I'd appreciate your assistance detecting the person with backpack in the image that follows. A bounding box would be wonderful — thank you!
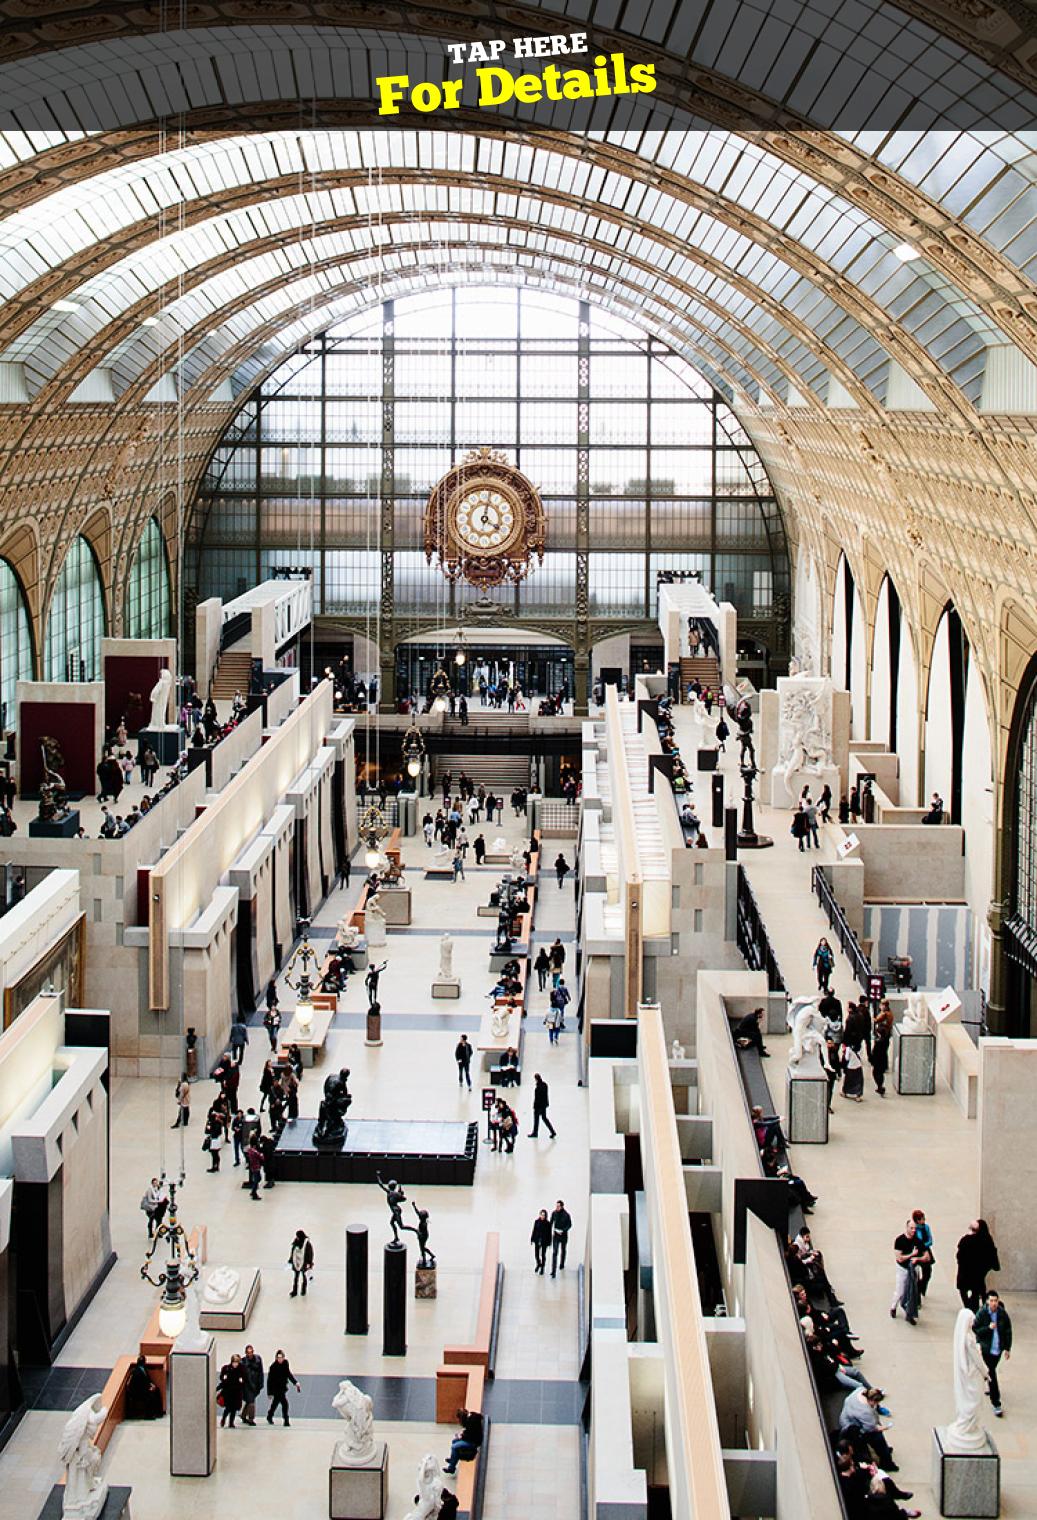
[549,978,571,1032]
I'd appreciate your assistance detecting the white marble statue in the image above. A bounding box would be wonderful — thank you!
[946,1307,990,1452]
[175,1283,209,1353]
[439,933,455,980]
[366,893,387,948]
[671,1038,686,1061]
[148,667,173,729]
[337,920,360,949]
[510,846,526,873]
[491,1005,511,1039]
[402,1454,442,1520]
[491,836,507,853]
[778,682,834,794]
[59,1395,108,1520]
[788,1003,827,1068]
[332,1379,376,1465]
[902,991,930,1034]
[203,1265,240,1304]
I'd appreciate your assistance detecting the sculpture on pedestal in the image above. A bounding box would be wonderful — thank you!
[365,894,387,947]
[902,991,929,1033]
[332,1379,376,1465]
[365,959,388,1008]
[175,1284,209,1353]
[402,1454,442,1520]
[945,1307,990,1452]
[313,1067,352,1150]
[401,1202,436,1268]
[671,1038,686,1061]
[788,1004,828,1068]
[59,1395,108,1519]
[777,681,834,795]
[148,667,173,729]
[377,1174,407,1246]
[203,1266,241,1304]
[439,934,455,979]
[491,1004,511,1039]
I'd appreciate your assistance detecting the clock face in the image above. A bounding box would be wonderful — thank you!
[454,487,518,554]
[424,447,546,589]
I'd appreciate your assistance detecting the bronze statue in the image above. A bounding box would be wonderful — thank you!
[376,1173,406,1246]
[312,1067,352,1151]
[401,1202,436,1268]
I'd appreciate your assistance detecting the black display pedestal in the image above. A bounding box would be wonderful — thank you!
[346,1223,369,1334]
[39,1486,132,1519]
[383,1242,407,1356]
[29,809,80,838]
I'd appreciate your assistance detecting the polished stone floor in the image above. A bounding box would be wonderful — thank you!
[0,803,583,1519]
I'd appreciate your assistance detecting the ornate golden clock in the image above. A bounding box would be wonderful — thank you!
[424,447,546,589]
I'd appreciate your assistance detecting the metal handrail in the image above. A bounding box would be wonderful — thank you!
[735,865,787,994]
[811,865,873,992]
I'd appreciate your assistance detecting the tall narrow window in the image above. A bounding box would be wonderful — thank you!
[126,518,172,639]
[44,536,106,681]
[0,558,32,729]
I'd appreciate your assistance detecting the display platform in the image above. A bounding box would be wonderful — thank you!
[273,1117,479,1184]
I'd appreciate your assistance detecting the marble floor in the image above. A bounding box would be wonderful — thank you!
[670,704,1037,1518]
[0,803,585,1519]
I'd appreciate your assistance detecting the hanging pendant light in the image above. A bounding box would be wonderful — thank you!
[401,717,425,780]
[141,1181,198,1340]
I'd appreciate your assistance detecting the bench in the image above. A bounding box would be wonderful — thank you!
[94,1352,168,1452]
[436,1234,501,1520]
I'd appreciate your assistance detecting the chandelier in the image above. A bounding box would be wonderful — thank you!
[430,666,451,714]
[359,801,391,868]
[283,924,320,1033]
[401,719,426,779]
[140,1181,198,1339]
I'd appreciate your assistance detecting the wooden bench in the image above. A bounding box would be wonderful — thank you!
[442,1232,503,1375]
[436,1234,501,1520]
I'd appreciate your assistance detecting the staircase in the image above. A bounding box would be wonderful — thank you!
[678,654,721,699]
[432,753,532,790]
[442,707,530,733]
[211,647,252,701]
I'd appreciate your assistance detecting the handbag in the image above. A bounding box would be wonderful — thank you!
[216,1391,225,1407]
[202,1135,212,1151]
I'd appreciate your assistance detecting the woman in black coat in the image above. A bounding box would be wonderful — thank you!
[266,1349,300,1425]
[217,1353,245,1428]
[956,1219,1000,1311]
[531,1210,552,1274]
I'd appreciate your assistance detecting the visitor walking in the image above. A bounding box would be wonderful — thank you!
[217,1354,245,1428]
[955,1219,1000,1311]
[531,1210,552,1275]
[288,1229,314,1297]
[544,1003,562,1044]
[534,946,551,992]
[245,1139,263,1200]
[973,1291,1011,1416]
[870,1003,892,1096]
[170,1072,191,1128]
[890,1217,923,1324]
[241,1345,263,1425]
[548,937,566,986]
[230,1017,249,1064]
[140,1177,168,1238]
[812,937,834,992]
[840,1041,864,1102]
[550,1200,572,1277]
[528,1074,557,1138]
[554,852,570,888]
[455,1035,473,1090]
[452,848,465,881]
[549,978,571,1031]
[266,1350,300,1426]
[911,1209,935,1299]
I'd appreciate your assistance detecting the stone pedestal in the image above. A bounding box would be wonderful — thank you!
[29,809,81,838]
[380,888,411,926]
[785,1069,830,1143]
[329,1440,389,1520]
[198,1266,261,1331]
[366,914,387,949]
[38,1486,132,1520]
[432,976,461,999]
[770,762,840,810]
[365,1008,382,1047]
[382,1242,407,1356]
[138,724,182,765]
[169,1334,217,1476]
[346,1223,368,1334]
[892,1025,936,1095]
[696,747,718,771]
[415,1264,437,1299]
[932,1427,1000,1517]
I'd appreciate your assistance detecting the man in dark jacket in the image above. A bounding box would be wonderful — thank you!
[973,1292,1012,1415]
[442,1406,484,1474]
[241,1345,264,1425]
[528,1074,557,1139]
[266,1349,300,1425]
[550,1200,572,1277]
[455,1035,472,1091]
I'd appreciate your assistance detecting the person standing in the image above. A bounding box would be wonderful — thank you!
[890,1218,922,1324]
[240,1345,264,1426]
[528,1074,557,1139]
[141,745,160,787]
[170,1072,191,1128]
[870,1002,893,1096]
[549,978,571,1033]
[474,833,486,865]
[554,852,570,888]
[141,1177,168,1238]
[840,1040,864,1102]
[245,1138,264,1200]
[973,1290,1012,1416]
[288,1229,314,1297]
[534,946,551,992]
[911,1209,935,1300]
[956,1219,1000,1311]
[812,938,834,992]
[452,848,465,881]
[263,1003,281,1053]
[266,1350,300,1426]
[548,938,566,986]
[204,1110,225,1172]
[550,1200,572,1277]
[531,1210,551,1275]
[217,1354,245,1428]
[544,1003,561,1045]
[455,1035,473,1091]
[230,1017,249,1064]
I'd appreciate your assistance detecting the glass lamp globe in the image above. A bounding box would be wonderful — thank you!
[432,696,447,713]
[365,845,381,868]
[295,997,314,1033]
[407,757,421,777]
[454,650,466,666]
[159,1299,187,1338]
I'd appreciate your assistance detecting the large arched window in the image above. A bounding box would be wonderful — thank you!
[44,536,106,681]
[126,518,172,639]
[1013,672,1037,937]
[0,558,33,729]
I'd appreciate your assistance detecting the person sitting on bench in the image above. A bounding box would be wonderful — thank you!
[498,1047,520,1086]
[443,1406,484,1474]
[733,1008,770,1057]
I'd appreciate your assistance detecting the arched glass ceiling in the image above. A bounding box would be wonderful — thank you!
[0,130,1007,408]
